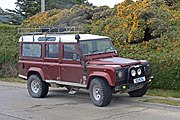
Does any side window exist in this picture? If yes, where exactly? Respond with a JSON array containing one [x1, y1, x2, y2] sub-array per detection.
[[63, 44, 79, 60], [22, 43, 41, 58], [45, 44, 59, 58]]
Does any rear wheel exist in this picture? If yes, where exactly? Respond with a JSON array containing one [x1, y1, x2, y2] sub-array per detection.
[[128, 84, 147, 97], [27, 74, 49, 98], [89, 78, 112, 107]]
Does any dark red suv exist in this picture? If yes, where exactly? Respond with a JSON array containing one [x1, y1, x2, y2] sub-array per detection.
[[18, 27, 152, 107]]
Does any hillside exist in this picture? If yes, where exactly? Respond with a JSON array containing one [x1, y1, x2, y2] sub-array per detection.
[[0, 7, 5, 14], [0, 0, 180, 90], [0, 8, 11, 24]]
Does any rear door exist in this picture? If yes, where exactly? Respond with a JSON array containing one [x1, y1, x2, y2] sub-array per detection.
[[43, 43, 60, 80]]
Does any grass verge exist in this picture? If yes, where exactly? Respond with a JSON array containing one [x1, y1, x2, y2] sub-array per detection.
[[0, 78, 26, 83], [143, 98, 180, 106], [145, 89, 180, 106], [147, 89, 180, 98]]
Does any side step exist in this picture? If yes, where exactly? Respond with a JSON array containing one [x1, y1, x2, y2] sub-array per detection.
[[68, 88, 79, 95], [45, 80, 87, 88]]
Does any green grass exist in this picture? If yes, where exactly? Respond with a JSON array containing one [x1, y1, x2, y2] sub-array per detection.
[[143, 98, 180, 106], [0, 78, 26, 83], [147, 89, 180, 98]]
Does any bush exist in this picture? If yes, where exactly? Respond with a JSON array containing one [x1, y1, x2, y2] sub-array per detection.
[[0, 24, 19, 77], [117, 38, 180, 90]]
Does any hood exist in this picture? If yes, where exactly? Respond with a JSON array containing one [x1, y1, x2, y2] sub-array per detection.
[[87, 57, 141, 67]]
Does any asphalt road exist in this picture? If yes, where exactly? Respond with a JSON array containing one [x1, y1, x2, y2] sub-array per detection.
[[0, 81, 180, 120]]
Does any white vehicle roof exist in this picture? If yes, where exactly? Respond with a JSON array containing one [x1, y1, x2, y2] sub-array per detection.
[[19, 34, 109, 43]]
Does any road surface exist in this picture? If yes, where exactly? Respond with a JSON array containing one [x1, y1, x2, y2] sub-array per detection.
[[0, 81, 180, 120]]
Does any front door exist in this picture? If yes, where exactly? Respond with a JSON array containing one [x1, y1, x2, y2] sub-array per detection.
[[60, 44, 84, 83]]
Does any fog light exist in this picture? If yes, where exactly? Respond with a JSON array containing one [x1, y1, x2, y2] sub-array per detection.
[[122, 86, 126, 89]]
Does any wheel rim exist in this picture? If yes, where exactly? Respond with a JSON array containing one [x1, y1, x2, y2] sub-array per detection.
[[31, 80, 40, 94], [93, 85, 101, 101]]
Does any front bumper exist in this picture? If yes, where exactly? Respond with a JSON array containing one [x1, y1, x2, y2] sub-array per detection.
[[114, 76, 153, 93]]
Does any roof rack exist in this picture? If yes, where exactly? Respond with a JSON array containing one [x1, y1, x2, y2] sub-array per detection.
[[18, 26, 83, 35]]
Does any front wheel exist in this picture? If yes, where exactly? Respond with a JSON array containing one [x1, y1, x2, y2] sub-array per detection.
[[128, 84, 147, 97], [27, 74, 49, 98], [89, 78, 112, 107]]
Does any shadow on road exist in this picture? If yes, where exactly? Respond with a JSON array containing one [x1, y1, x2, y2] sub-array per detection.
[[46, 88, 135, 107]]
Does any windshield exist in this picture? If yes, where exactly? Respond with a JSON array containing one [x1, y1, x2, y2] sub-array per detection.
[[80, 38, 115, 55]]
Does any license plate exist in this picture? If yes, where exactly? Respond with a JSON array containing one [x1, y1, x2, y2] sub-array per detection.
[[133, 76, 146, 84]]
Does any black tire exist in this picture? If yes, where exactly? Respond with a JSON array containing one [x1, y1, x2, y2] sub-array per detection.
[[89, 78, 112, 107], [27, 74, 49, 98], [128, 84, 147, 97]]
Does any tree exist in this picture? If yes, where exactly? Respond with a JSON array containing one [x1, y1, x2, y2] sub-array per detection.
[[5, 0, 40, 25], [7, 0, 87, 19], [46, 0, 88, 10], [6, 0, 87, 25], [21, 4, 114, 29], [7, 0, 40, 19]]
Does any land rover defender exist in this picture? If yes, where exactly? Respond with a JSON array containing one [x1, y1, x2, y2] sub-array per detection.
[[18, 27, 152, 107]]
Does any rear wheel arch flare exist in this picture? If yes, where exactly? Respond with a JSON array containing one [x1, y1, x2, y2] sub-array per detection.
[[27, 71, 50, 87], [27, 71, 43, 80], [27, 67, 45, 80], [28, 71, 43, 80]]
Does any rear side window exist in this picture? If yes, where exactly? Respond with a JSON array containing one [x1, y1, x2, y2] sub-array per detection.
[[45, 44, 59, 58], [22, 43, 41, 57]]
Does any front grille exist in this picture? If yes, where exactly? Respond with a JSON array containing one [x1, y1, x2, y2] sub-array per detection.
[[115, 65, 146, 85]]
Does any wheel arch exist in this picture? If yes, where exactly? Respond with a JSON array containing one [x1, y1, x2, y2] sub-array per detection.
[[87, 72, 115, 89], [27, 67, 45, 80]]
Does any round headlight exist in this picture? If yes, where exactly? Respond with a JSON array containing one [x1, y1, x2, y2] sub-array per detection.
[[137, 68, 142, 75], [131, 69, 136, 76], [118, 71, 123, 78]]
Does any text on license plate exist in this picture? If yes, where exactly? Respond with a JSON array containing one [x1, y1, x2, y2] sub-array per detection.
[[133, 76, 146, 84]]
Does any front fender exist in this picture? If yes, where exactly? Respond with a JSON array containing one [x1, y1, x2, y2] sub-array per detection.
[[28, 67, 45, 80], [88, 71, 115, 86]]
